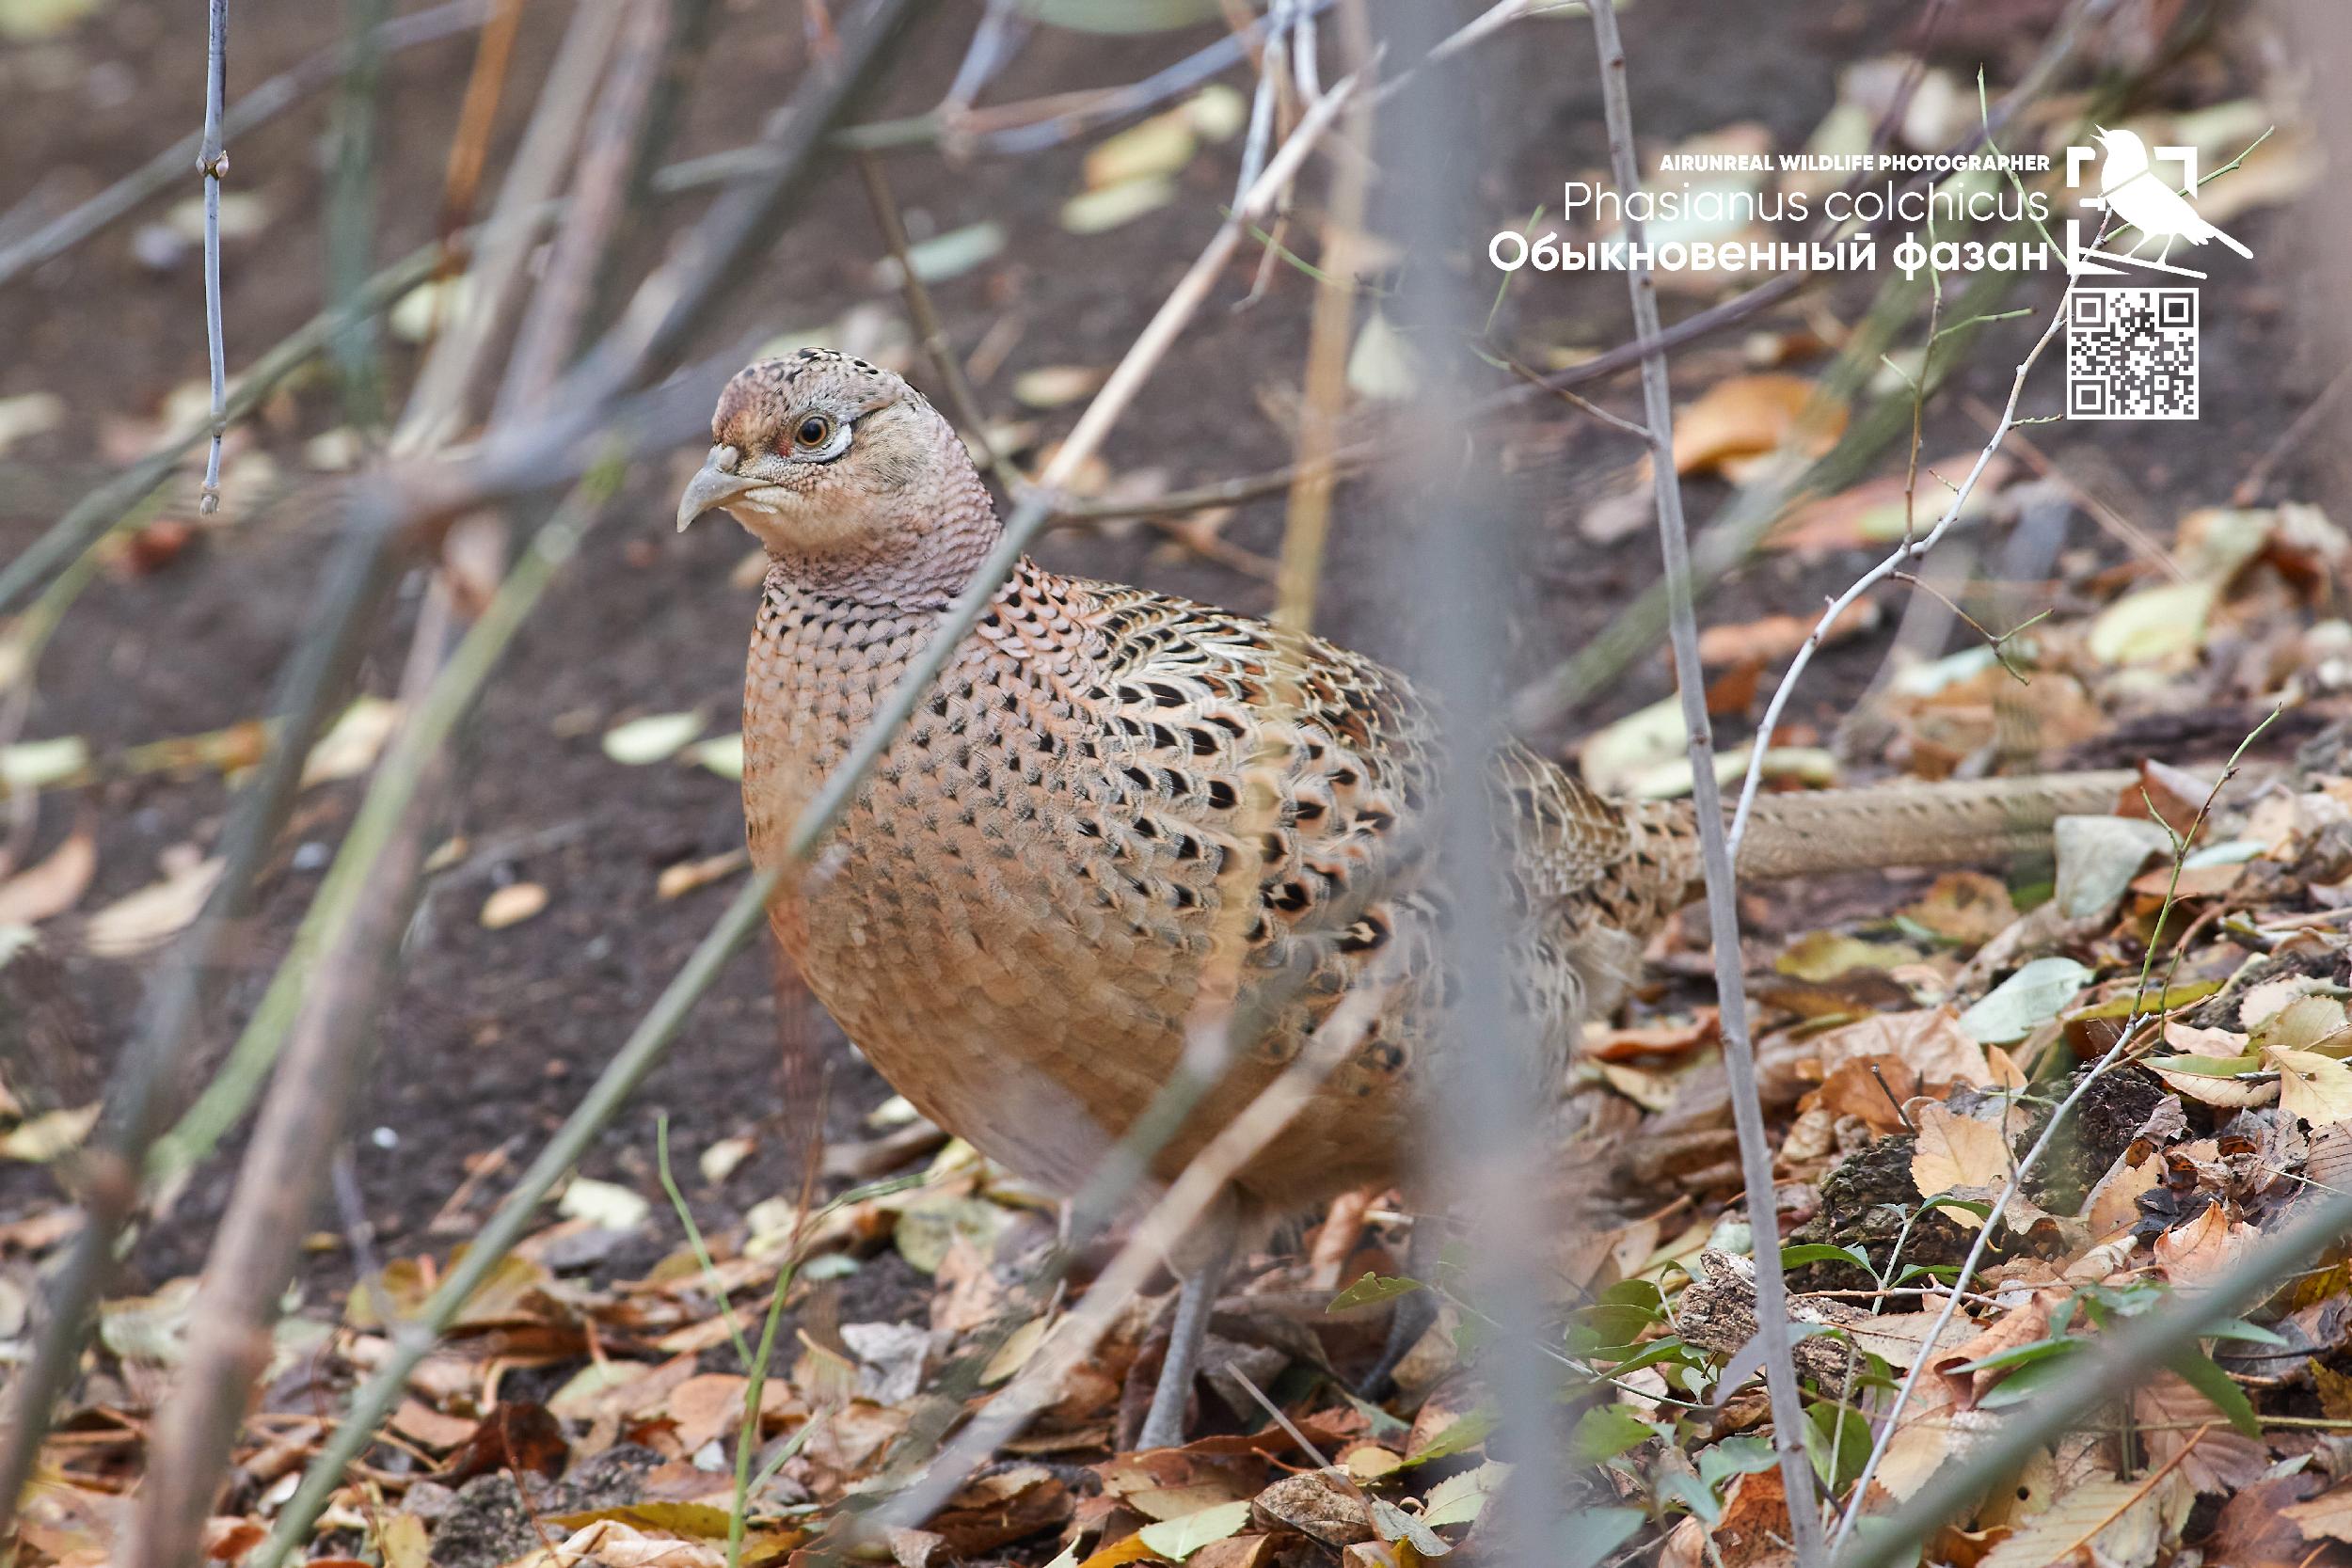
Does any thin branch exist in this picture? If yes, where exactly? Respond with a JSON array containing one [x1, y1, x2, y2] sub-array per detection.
[[1585, 2, 1822, 1558], [0, 0, 491, 290], [326, 0, 390, 431], [1270, 0, 1371, 633], [197, 0, 230, 516], [854, 150, 1025, 499]]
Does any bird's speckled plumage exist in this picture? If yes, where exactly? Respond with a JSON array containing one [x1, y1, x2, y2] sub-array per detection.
[[691, 350, 2127, 1227]]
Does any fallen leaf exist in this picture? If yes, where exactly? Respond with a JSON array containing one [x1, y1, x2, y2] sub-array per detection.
[[1346, 309, 1418, 401], [1141, 1499, 1255, 1560], [558, 1176, 650, 1232], [1909, 1103, 2010, 1226], [1696, 600, 1881, 667], [0, 1101, 100, 1162], [1084, 109, 1199, 188], [0, 827, 96, 926], [1669, 374, 1845, 477], [1014, 366, 1110, 409], [480, 882, 548, 930], [1956, 958, 2092, 1044], [601, 711, 705, 766], [302, 697, 403, 787], [878, 221, 1007, 284], [2266, 1045, 2352, 1126], [85, 854, 223, 957], [2087, 578, 2219, 665], [1061, 177, 1177, 235]]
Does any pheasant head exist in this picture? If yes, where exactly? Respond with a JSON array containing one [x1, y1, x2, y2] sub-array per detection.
[[675, 349, 999, 606]]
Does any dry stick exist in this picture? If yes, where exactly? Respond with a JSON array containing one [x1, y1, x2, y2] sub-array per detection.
[[1724, 242, 2100, 859], [1269, 1, 1370, 635], [325, 0, 391, 431], [560, 0, 938, 412], [1377, 4, 1570, 1559], [854, 150, 1025, 499], [128, 6, 673, 1541], [498, 0, 673, 420], [197, 0, 230, 516], [118, 479, 616, 1568], [434, 0, 530, 272], [1584, 3, 1823, 1560], [404, 0, 627, 451], [1836, 1178, 2352, 1568], [1827, 727, 2267, 1555], [0, 0, 492, 291]]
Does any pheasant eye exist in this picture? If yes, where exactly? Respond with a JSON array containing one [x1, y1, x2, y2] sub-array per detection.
[[793, 414, 834, 450]]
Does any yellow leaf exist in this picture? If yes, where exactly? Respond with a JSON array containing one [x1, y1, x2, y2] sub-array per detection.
[[2265, 1045, 2352, 1126], [2087, 579, 2217, 665]]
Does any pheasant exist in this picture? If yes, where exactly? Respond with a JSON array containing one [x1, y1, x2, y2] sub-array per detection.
[[676, 350, 2131, 1447]]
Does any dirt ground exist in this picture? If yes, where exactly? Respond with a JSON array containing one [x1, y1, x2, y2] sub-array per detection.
[[0, 0, 2326, 1311]]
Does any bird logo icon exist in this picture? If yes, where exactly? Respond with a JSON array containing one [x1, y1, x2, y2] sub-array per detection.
[[2079, 126, 2252, 275]]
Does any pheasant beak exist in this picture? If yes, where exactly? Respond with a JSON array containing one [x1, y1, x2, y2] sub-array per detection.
[[675, 448, 758, 532]]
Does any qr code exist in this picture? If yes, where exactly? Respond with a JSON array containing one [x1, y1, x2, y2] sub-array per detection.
[[2066, 287, 2198, 420]]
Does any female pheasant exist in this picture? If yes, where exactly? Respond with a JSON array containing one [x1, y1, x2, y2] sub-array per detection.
[[677, 350, 2128, 1446]]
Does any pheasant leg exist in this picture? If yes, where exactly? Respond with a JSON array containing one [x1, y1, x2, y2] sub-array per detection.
[[1138, 1232, 1235, 1449]]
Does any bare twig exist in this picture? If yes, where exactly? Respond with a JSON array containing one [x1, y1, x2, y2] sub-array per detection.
[[0, 0, 491, 290], [430, 0, 528, 310], [405, 0, 628, 449], [854, 150, 1024, 498], [1585, 3, 1821, 1558], [498, 0, 674, 421], [326, 0, 390, 430], [1270, 0, 1371, 634], [197, 0, 230, 516]]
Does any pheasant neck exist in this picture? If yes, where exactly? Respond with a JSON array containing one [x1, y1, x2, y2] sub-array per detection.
[[764, 446, 1004, 610]]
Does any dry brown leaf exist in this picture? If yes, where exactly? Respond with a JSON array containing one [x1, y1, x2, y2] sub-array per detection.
[[2282, 1481, 2352, 1544], [1909, 1103, 2010, 1227], [1695, 600, 1881, 668], [2153, 1201, 2260, 1287], [0, 826, 95, 926], [1669, 373, 1845, 477], [2132, 1371, 2265, 1495], [1810, 1008, 1992, 1088], [1935, 1294, 2056, 1410]]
